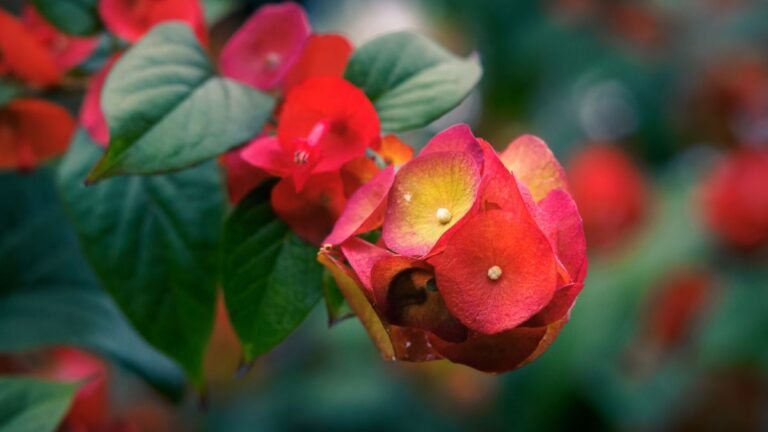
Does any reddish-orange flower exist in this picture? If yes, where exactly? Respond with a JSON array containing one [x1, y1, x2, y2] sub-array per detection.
[[21, 6, 99, 72], [0, 9, 60, 87], [320, 124, 587, 372], [99, 0, 208, 45], [0, 99, 76, 170], [568, 144, 648, 251], [701, 148, 768, 250]]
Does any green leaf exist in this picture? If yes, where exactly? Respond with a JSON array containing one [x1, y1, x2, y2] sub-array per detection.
[[0, 80, 22, 107], [0, 377, 76, 432], [0, 168, 184, 397], [30, 0, 101, 36], [58, 130, 225, 384], [87, 23, 274, 182], [220, 186, 323, 361], [345, 31, 482, 132]]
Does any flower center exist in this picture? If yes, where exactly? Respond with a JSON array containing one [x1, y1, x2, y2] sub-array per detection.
[[436, 207, 452, 224], [264, 52, 281, 70], [487, 265, 502, 281]]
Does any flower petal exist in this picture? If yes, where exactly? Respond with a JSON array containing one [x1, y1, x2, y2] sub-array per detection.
[[99, 0, 208, 44], [500, 134, 568, 202], [22, 6, 99, 71], [383, 151, 481, 257], [429, 319, 566, 373], [220, 149, 270, 204], [79, 56, 119, 147], [339, 237, 393, 297], [271, 174, 346, 246], [283, 34, 353, 93], [379, 134, 414, 167], [0, 99, 75, 170], [428, 210, 559, 334], [240, 135, 293, 178], [279, 76, 379, 173], [220, 2, 309, 90], [0, 10, 60, 87], [325, 167, 395, 246]]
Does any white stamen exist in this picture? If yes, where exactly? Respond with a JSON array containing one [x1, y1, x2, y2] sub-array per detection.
[[487, 265, 502, 281], [436, 207, 452, 224], [403, 192, 412, 202]]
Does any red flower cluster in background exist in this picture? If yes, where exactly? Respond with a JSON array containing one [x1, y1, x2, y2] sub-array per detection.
[[567, 144, 649, 251], [701, 147, 768, 251], [320, 125, 587, 372]]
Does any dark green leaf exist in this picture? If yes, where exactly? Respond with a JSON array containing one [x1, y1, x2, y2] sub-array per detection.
[[0, 80, 22, 107], [30, 0, 101, 36], [0, 168, 184, 397], [0, 377, 76, 432], [345, 31, 481, 132], [58, 130, 225, 383], [220, 186, 323, 361], [88, 23, 274, 182]]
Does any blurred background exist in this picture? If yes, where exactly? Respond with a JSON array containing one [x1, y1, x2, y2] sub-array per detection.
[[3, 0, 768, 430]]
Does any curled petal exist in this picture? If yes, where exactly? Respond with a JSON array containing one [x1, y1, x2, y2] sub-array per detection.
[[220, 2, 309, 90], [271, 174, 346, 246], [339, 237, 393, 296], [428, 210, 559, 334], [99, 0, 208, 44], [383, 151, 481, 257], [0, 99, 75, 170], [283, 34, 353, 93], [429, 319, 566, 373], [325, 167, 395, 246], [500, 134, 568, 202], [318, 250, 395, 359]]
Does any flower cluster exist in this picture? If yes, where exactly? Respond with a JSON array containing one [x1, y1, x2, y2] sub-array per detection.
[[320, 125, 587, 372]]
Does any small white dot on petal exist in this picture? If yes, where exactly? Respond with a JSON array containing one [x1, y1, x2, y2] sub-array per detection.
[[487, 265, 502, 281]]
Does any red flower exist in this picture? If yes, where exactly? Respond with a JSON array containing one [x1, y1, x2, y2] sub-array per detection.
[[21, 6, 99, 72], [99, 0, 208, 45], [240, 77, 379, 244], [644, 270, 713, 350], [319, 124, 587, 373], [0, 9, 60, 87], [701, 148, 768, 250], [0, 99, 76, 170], [567, 144, 648, 251], [220, 2, 310, 91]]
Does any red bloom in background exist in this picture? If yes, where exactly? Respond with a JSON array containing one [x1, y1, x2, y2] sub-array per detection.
[[643, 270, 713, 351], [21, 6, 99, 72], [568, 144, 648, 251], [0, 10, 60, 87], [0, 99, 76, 170], [320, 125, 587, 373], [99, 0, 208, 45], [220, 2, 310, 91], [701, 148, 768, 250]]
